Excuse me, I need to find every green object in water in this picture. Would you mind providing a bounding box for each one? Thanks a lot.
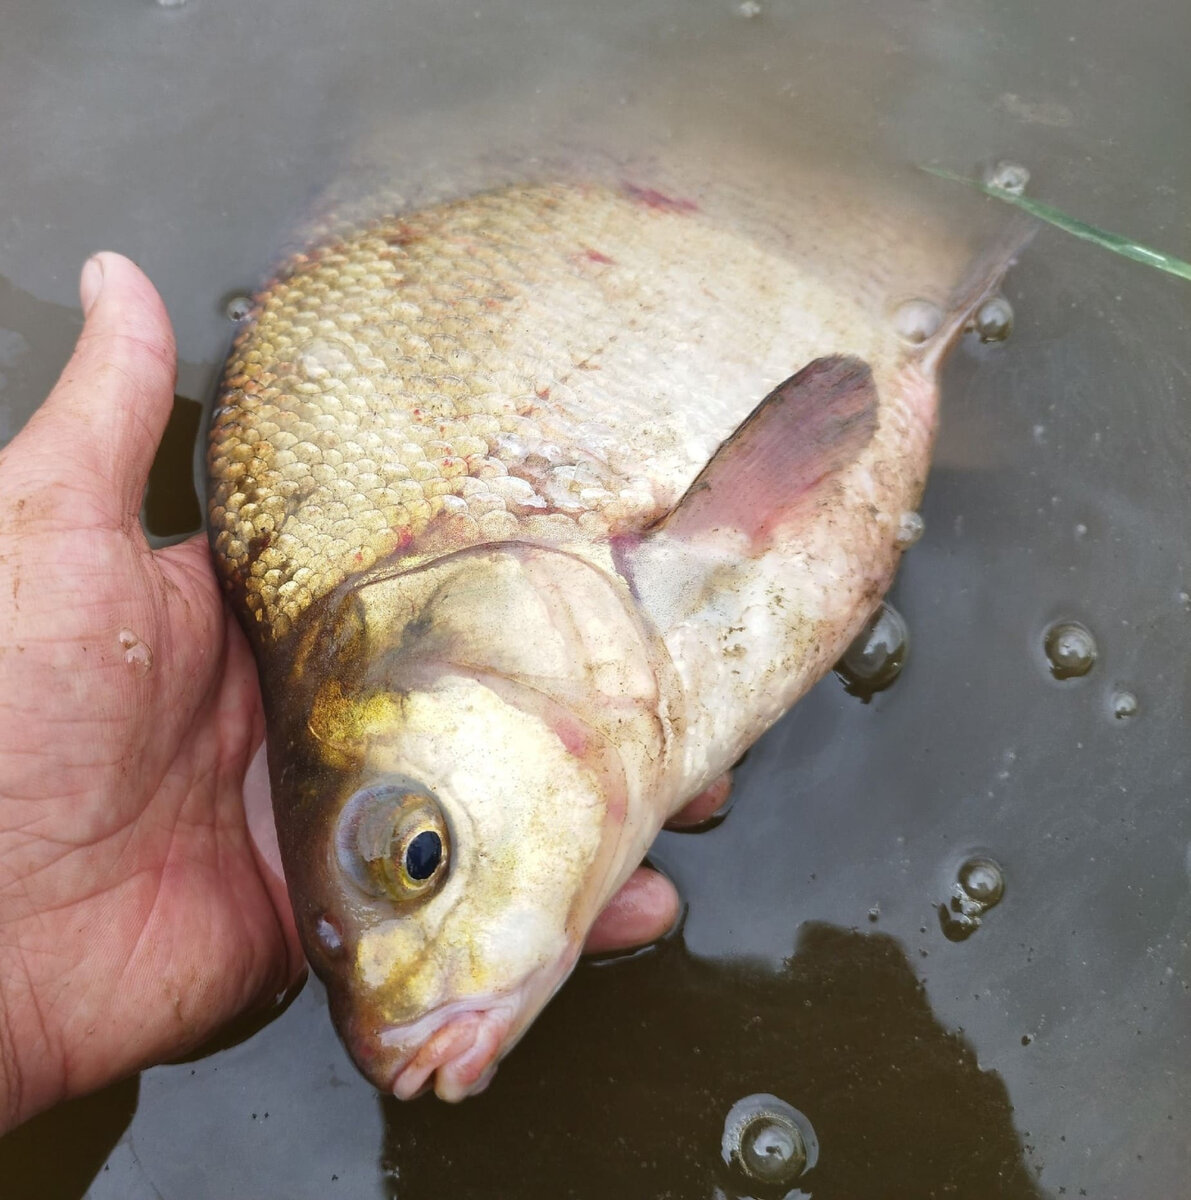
[923,165,1191,283]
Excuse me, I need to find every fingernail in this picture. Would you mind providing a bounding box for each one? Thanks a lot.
[80,255,104,315]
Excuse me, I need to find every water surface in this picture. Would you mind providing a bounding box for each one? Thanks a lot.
[0,1,1187,1196]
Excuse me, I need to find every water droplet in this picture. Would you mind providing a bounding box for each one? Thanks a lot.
[1178,589,1190,613]
[1110,688,1138,720]
[974,295,1014,343]
[118,628,153,673]
[1043,620,1097,680]
[735,0,762,15]
[891,298,943,345]
[895,511,925,548]
[721,1094,818,1186]
[957,856,1005,907]
[1074,522,1088,540]
[835,602,909,701]
[155,0,189,7]
[224,293,253,321]
[867,905,880,923]
[984,160,1030,195]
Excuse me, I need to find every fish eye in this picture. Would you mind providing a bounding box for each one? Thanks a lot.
[335,779,451,903]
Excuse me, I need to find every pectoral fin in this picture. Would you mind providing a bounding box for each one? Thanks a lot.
[656,354,879,549]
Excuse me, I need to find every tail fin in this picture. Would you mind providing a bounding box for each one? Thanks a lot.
[924,211,1037,370]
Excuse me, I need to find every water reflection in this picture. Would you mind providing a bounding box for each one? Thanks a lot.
[379,927,1046,1199]
[0,1078,138,1200]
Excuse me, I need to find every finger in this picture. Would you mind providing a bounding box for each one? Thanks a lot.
[665,770,734,829]
[14,252,176,527]
[583,867,680,955]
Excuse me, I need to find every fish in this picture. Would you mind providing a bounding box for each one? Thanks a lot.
[207,172,1024,1101]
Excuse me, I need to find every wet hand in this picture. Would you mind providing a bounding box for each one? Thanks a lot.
[0,254,705,1133]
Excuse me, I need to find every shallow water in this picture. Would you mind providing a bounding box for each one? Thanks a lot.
[1,0,1188,1197]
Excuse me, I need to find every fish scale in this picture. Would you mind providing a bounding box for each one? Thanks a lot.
[208,181,920,641]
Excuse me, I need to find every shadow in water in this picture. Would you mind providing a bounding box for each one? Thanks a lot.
[380,924,1046,1200]
[0,1076,138,1200]
[141,394,205,545]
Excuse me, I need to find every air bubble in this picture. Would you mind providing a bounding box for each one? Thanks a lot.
[224,293,254,321]
[1043,620,1097,680]
[721,1094,818,1186]
[892,298,943,345]
[939,853,1004,941]
[895,511,925,548]
[736,0,762,15]
[974,295,1014,343]
[835,602,908,701]
[1111,689,1138,720]
[984,160,1030,195]
[957,856,1005,907]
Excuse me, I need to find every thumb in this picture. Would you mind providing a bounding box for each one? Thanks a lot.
[10,252,177,528]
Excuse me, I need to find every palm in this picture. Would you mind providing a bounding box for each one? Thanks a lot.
[0,251,690,1134]
[0,501,300,1121]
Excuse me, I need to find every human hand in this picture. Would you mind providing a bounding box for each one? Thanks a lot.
[0,254,718,1133]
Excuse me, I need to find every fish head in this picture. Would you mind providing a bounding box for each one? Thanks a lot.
[271,547,659,1100]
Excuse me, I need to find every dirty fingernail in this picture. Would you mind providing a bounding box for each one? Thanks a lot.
[80,255,105,315]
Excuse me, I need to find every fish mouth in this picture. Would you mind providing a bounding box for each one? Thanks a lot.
[382,998,521,1101]
[348,959,571,1102]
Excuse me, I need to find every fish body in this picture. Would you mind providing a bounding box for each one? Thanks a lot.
[208,176,1019,1099]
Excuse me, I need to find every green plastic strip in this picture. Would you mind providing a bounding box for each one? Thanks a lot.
[923,165,1191,283]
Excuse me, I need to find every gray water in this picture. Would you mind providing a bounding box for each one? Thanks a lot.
[0,1,1188,1197]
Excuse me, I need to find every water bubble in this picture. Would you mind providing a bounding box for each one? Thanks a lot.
[974,295,1014,343]
[1110,688,1138,720]
[895,511,925,548]
[984,160,1030,195]
[939,853,1004,941]
[957,856,1005,907]
[224,293,254,322]
[722,1094,818,1187]
[835,602,909,701]
[891,297,943,345]
[1043,620,1097,680]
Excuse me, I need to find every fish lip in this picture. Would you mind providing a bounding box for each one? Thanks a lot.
[370,956,576,1100]
[389,1005,518,1102]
